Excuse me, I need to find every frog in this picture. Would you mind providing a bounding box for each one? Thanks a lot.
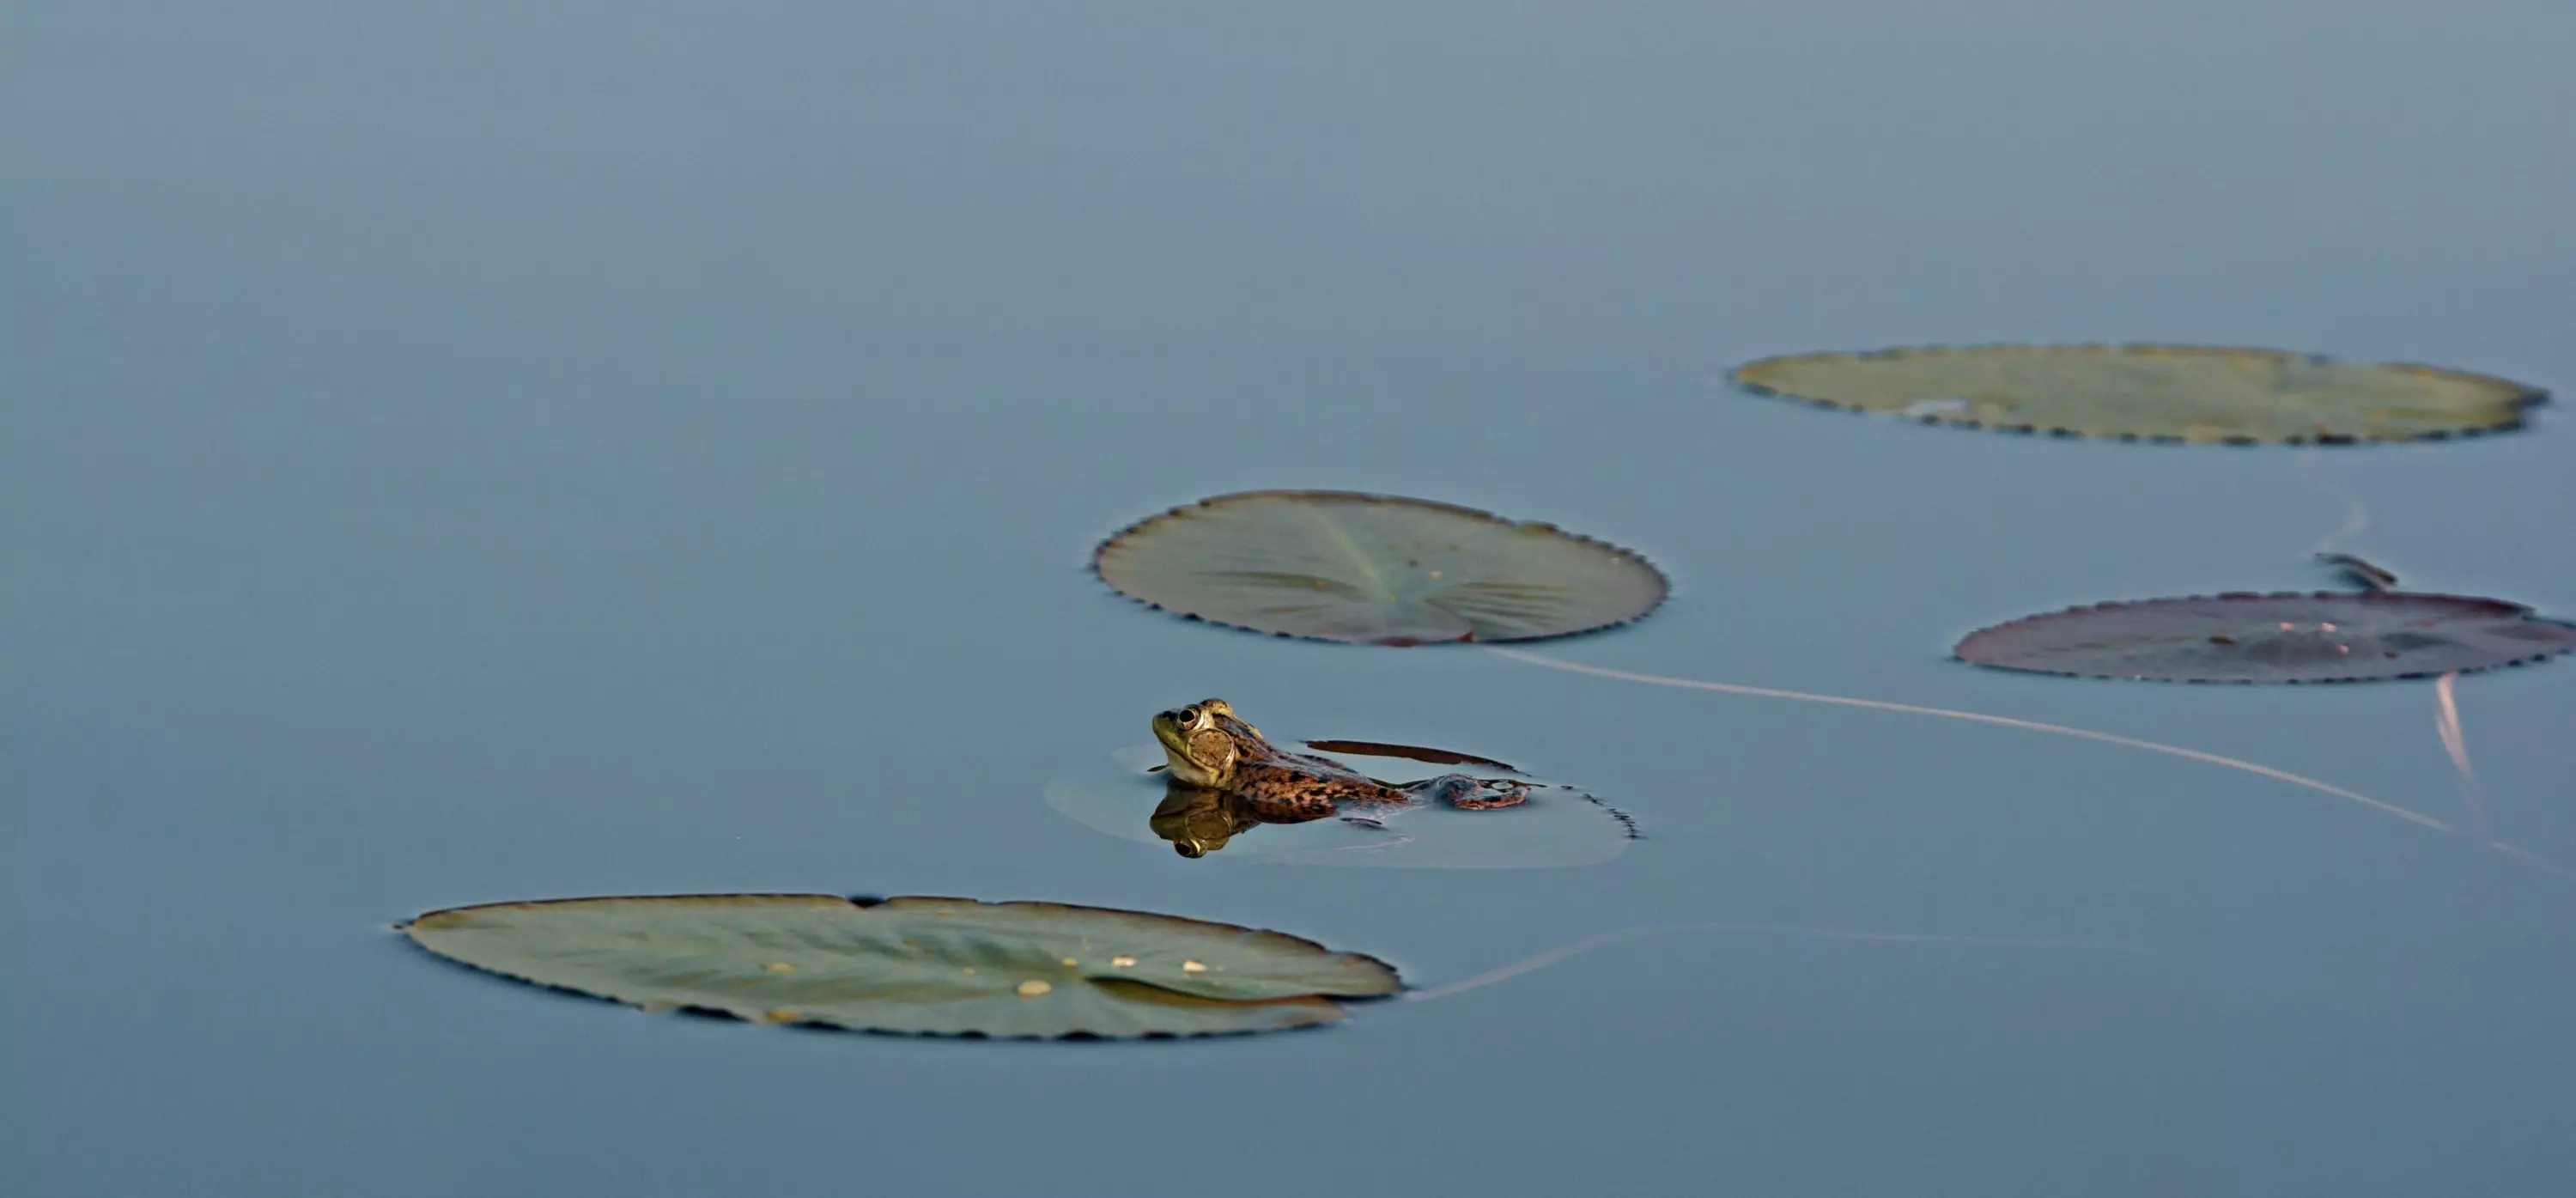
[1149,698,1528,825]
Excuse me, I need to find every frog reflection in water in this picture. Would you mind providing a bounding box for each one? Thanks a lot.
[1147,699,1527,857]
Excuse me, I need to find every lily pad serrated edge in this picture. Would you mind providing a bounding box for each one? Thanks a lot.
[397,891,1404,1040]
[1952,590,2576,684]
[1729,343,2552,445]
[1089,489,1672,645]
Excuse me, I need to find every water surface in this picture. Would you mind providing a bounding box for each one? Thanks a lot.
[7,3,2573,1195]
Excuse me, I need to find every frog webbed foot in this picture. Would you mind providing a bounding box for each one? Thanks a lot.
[1408,775,1528,811]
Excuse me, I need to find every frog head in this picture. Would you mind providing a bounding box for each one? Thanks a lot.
[1151,698,1243,788]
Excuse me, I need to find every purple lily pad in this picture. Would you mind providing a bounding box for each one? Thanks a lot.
[1954,591,2576,684]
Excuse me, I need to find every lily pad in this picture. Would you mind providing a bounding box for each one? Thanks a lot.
[401,893,1400,1038]
[1954,592,2576,683]
[1731,344,2547,443]
[1093,490,1667,644]
[1044,745,1637,868]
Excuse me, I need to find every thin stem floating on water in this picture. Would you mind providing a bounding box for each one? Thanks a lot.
[1402,921,2138,1004]
[1485,647,2438,827]
[2434,671,2489,837]
[1483,645,2569,881]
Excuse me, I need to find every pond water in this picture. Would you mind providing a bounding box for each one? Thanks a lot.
[7,3,2573,1195]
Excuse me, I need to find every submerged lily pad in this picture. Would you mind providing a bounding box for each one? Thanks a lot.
[1045,745,1637,868]
[1732,344,2546,443]
[1955,592,2576,683]
[1094,490,1666,644]
[1299,739,1520,772]
[401,893,1400,1038]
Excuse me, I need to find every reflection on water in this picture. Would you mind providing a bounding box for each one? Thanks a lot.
[1145,775,1546,859]
[1045,745,1636,869]
[1148,782,1267,857]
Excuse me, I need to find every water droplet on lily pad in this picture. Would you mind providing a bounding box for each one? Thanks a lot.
[1044,745,1636,868]
[1094,490,1667,644]
[400,894,1400,1038]
[1732,344,2546,443]
[1955,591,2576,683]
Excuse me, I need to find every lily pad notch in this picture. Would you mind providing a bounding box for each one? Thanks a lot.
[401,893,1403,1039]
[1094,490,1669,645]
[1731,344,2548,444]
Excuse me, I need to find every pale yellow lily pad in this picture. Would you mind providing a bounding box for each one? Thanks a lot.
[1094,490,1667,644]
[402,893,1400,1038]
[1731,344,2546,443]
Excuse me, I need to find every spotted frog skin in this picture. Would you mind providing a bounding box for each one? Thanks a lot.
[1150,698,1527,824]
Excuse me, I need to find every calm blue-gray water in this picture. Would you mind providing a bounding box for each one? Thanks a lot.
[7,3,2573,1195]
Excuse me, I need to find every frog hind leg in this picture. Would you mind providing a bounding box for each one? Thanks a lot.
[1408,775,1528,811]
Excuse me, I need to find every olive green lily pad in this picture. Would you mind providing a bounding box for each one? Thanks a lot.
[1731,344,2547,443]
[1094,490,1667,644]
[401,894,1400,1038]
[1045,745,1637,868]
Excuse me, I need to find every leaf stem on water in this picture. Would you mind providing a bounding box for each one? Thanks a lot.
[1482,646,2569,882]
[1402,921,2139,1004]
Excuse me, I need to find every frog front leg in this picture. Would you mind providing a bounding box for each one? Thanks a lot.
[1405,775,1528,811]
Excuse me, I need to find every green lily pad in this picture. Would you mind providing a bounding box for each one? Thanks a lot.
[401,893,1400,1038]
[1094,490,1667,644]
[1731,344,2547,443]
[1045,745,1637,868]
